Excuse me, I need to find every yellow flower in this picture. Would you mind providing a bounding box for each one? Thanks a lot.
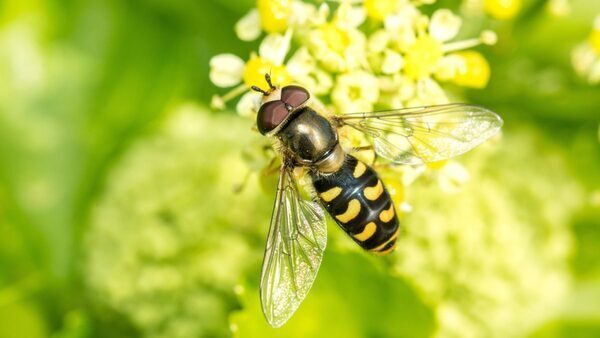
[235,0,318,41]
[364,0,401,21]
[210,30,309,115]
[216,0,497,115]
[589,28,600,55]
[257,0,291,33]
[403,35,444,79]
[331,70,379,113]
[242,57,291,91]
[484,0,522,20]
[303,2,368,73]
[452,51,491,88]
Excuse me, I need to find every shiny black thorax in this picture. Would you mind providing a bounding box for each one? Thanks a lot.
[277,107,338,164]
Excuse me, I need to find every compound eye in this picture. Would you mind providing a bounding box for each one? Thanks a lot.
[256,100,289,135]
[281,85,310,108]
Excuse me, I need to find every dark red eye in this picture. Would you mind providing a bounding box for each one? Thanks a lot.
[256,100,290,135]
[281,85,310,108]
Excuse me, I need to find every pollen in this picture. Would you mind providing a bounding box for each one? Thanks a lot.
[403,35,444,80]
[257,0,290,33]
[364,0,399,21]
[452,51,491,89]
[242,56,291,91]
[484,0,522,20]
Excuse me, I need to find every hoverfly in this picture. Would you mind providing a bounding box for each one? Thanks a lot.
[251,74,502,327]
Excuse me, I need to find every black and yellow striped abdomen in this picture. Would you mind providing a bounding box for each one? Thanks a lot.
[311,155,400,255]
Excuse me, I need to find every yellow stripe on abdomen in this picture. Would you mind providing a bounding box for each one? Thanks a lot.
[353,161,366,178]
[363,180,383,201]
[353,222,376,241]
[320,186,342,202]
[335,199,361,223]
[379,203,395,223]
[371,228,400,254]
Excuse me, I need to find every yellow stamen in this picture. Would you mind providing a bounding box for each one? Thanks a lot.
[364,0,399,21]
[320,23,351,54]
[379,171,404,203]
[426,159,448,170]
[257,0,291,33]
[242,56,291,91]
[403,35,443,79]
[589,29,600,55]
[484,0,522,20]
[452,51,491,89]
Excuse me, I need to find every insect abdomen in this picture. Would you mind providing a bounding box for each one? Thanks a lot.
[311,155,400,255]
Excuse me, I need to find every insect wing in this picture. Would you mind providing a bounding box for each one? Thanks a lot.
[260,165,327,328]
[339,104,503,164]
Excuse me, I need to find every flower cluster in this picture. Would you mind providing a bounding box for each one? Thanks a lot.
[572,14,600,84]
[210,0,497,117]
[85,105,272,338]
[464,0,523,20]
[393,128,584,338]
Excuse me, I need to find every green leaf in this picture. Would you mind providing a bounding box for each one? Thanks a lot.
[0,301,48,338]
[232,250,435,338]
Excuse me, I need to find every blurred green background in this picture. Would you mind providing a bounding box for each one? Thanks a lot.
[0,0,599,337]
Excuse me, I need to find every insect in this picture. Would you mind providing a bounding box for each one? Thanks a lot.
[252,73,502,327]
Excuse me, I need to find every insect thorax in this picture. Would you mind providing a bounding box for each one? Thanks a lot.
[277,106,344,173]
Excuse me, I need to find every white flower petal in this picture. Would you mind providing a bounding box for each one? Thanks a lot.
[236,91,261,117]
[430,9,462,42]
[571,43,596,76]
[332,71,379,113]
[416,78,448,104]
[312,69,333,94]
[588,60,600,84]
[335,3,366,29]
[385,15,417,51]
[315,3,331,25]
[439,161,470,194]
[398,77,416,101]
[287,47,316,77]
[235,9,262,42]
[368,30,390,54]
[258,30,292,65]
[381,49,403,74]
[289,1,318,27]
[435,54,464,81]
[209,54,244,87]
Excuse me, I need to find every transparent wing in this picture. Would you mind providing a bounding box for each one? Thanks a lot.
[260,164,327,328]
[338,103,503,164]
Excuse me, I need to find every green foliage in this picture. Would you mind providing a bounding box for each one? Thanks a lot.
[0,0,599,337]
[232,251,435,338]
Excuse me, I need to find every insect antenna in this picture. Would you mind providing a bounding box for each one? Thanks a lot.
[251,85,268,95]
[264,72,275,90]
